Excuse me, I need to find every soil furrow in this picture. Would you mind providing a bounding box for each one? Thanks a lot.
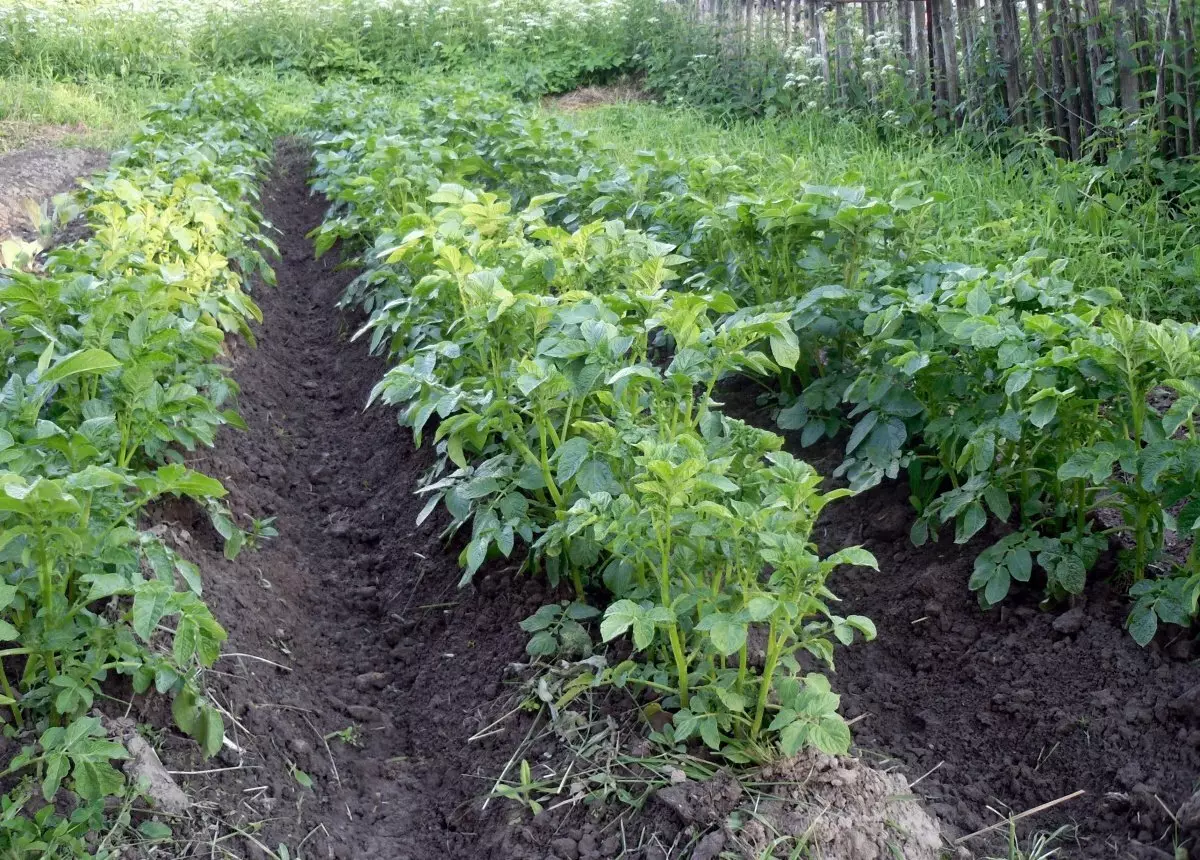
[155,141,545,860]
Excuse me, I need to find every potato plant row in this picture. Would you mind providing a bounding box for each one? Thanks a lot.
[388,86,1200,646]
[0,81,274,841]
[308,91,878,760]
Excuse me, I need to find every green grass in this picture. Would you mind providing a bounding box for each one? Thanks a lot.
[0,69,387,153]
[565,102,1200,320]
[0,75,160,150]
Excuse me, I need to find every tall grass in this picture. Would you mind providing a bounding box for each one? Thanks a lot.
[0,0,654,86]
[569,102,1200,318]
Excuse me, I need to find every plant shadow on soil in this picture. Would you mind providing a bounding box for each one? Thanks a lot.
[144,141,1200,860]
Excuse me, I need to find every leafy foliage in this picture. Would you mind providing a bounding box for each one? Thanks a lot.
[309,84,877,760]
[0,79,274,833]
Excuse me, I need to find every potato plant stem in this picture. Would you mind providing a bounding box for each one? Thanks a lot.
[0,662,21,725]
[656,512,689,708]
[750,620,780,738]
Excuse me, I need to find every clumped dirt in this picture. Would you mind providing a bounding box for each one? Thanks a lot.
[654,757,943,860]
[0,146,106,239]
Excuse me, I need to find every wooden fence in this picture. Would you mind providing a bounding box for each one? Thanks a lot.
[678,0,1199,157]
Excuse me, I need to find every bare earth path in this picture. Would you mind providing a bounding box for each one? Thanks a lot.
[156,141,551,860]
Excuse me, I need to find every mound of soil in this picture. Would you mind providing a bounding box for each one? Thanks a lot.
[0,146,106,239]
[655,756,943,860]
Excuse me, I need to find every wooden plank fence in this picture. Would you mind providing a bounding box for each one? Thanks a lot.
[678,0,1200,157]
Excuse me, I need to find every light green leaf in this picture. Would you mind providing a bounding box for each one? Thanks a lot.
[41,348,120,384]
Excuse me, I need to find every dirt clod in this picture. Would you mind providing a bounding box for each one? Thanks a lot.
[656,770,743,825]
[1052,605,1088,635]
[731,754,944,860]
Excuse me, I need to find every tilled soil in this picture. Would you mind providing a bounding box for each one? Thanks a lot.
[778,428,1200,859]
[151,141,1200,860]
[154,141,556,859]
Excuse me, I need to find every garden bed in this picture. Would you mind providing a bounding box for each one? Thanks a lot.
[151,142,1200,860]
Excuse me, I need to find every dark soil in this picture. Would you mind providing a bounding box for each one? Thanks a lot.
[152,141,560,860]
[735,396,1200,860]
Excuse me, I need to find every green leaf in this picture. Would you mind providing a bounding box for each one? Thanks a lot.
[845,615,876,640]
[983,568,1011,605]
[201,707,224,759]
[1053,553,1087,594]
[1029,397,1058,429]
[1005,368,1032,396]
[778,720,810,756]
[520,604,561,633]
[826,546,878,570]
[696,612,747,657]
[965,284,992,316]
[808,714,852,755]
[526,630,558,656]
[769,330,800,370]
[1128,606,1157,646]
[556,436,590,484]
[139,821,173,841]
[982,485,1012,522]
[42,753,70,802]
[955,502,987,544]
[1006,548,1033,582]
[41,348,120,384]
[846,411,878,454]
[132,580,171,643]
[777,400,807,430]
[600,599,639,643]
[575,459,615,495]
[73,758,125,802]
[746,596,777,622]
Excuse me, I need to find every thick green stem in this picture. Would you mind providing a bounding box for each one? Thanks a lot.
[656,517,689,708]
[0,661,21,726]
[35,530,58,682]
[750,621,780,738]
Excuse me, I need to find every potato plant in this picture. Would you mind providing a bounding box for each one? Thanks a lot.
[310,90,877,761]
[0,81,273,833]
[409,87,1200,645]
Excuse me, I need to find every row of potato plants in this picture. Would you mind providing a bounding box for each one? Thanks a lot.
[307,92,878,760]
[399,85,1200,646]
[0,81,272,848]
